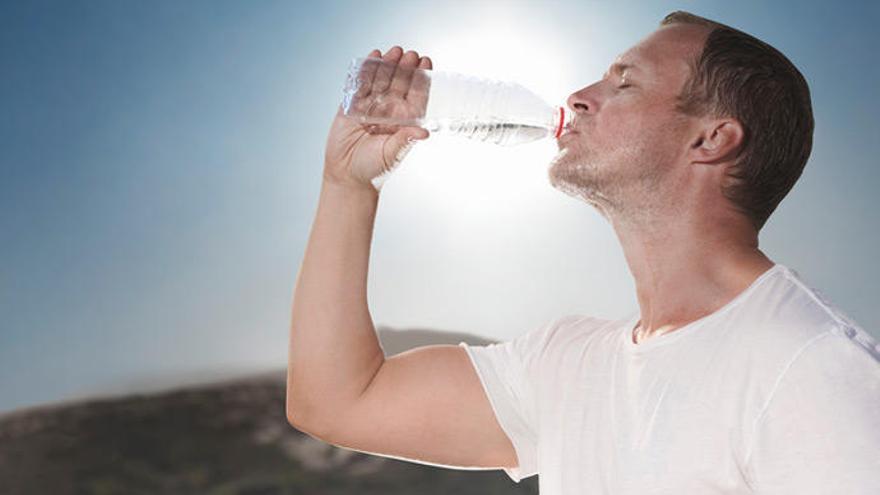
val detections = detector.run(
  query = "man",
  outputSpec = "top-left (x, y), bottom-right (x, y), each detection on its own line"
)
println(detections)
top-left (286, 10), bottom-right (879, 494)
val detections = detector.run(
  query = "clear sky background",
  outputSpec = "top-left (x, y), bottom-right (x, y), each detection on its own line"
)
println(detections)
top-left (2, 0), bottom-right (878, 413)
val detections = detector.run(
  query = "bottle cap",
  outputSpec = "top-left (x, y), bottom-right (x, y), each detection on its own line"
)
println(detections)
top-left (554, 106), bottom-right (571, 139)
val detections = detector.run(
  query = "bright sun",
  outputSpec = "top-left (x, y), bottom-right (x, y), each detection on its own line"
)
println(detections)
top-left (378, 9), bottom-right (581, 238)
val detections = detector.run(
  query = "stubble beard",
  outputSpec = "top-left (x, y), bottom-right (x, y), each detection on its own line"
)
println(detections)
top-left (548, 146), bottom-right (620, 217)
top-left (548, 141), bottom-right (667, 223)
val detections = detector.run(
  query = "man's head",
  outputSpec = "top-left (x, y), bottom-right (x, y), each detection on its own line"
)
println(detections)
top-left (549, 11), bottom-right (814, 231)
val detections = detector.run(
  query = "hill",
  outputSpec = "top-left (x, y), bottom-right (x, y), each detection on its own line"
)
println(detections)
top-left (0, 326), bottom-right (538, 495)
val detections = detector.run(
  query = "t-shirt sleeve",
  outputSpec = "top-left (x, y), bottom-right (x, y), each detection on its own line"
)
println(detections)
top-left (744, 327), bottom-right (880, 494)
top-left (458, 315), bottom-right (579, 483)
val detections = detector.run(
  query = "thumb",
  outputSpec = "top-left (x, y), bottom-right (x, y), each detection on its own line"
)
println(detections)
top-left (393, 125), bottom-right (429, 146)
top-left (380, 126), bottom-right (430, 173)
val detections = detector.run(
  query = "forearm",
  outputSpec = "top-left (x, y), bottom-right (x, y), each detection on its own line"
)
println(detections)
top-left (286, 179), bottom-right (385, 425)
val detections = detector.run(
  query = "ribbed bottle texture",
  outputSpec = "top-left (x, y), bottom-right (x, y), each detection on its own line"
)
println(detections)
top-left (341, 57), bottom-right (569, 146)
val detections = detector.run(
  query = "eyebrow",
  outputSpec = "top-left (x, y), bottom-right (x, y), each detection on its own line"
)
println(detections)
top-left (609, 63), bottom-right (640, 76)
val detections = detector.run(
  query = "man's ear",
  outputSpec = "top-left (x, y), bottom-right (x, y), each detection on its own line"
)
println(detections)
top-left (688, 118), bottom-right (744, 165)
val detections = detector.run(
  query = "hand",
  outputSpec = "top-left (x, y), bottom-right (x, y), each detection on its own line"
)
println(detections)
top-left (323, 46), bottom-right (433, 192)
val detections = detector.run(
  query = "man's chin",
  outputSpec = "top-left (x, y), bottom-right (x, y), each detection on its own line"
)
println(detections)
top-left (547, 154), bottom-right (612, 211)
top-left (547, 148), bottom-right (590, 186)
top-left (548, 148), bottom-right (583, 182)
top-left (548, 147), bottom-right (570, 169)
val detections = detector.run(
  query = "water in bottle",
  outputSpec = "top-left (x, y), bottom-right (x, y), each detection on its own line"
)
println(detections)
top-left (341, 57), bottom-right (571, 146)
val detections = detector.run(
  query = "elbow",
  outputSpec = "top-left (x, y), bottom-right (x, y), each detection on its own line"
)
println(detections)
top-left (285, 385), bottom-right (313, 430)
top-left (286, 391), bottom-right (331, 439)
top-left (285, 399), bottom-right (307, 429)
top-left (286, 367), bottom-right (312, 429)
top-left (286, 402), bottom-right (335, 441)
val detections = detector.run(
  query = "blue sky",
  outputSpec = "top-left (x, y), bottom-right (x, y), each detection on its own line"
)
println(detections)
top-left (1, 0), bottom-right (878, 413)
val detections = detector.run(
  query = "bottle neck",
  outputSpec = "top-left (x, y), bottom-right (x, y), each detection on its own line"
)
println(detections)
top-left (554, 106), bottom-right (567, 139)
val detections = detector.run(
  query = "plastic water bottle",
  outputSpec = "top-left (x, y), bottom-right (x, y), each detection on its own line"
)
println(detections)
top-left (341, 57), bottom-right (571, 146)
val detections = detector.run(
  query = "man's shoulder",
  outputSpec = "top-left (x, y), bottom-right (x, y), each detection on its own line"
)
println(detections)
top-left (503, 313), bottom-right (623, 355)
top-left (551, 313), bottom-right (627, 339)
top-left (763, 265), bottom-right (857, 326)
top-left (732, 264), bottom-right (876, 370)
top-left (530, 313), bottom-right (629, 356)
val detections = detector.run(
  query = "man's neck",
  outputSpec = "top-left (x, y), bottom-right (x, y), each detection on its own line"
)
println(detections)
top-left (611, 208), bottom-right (774, 344)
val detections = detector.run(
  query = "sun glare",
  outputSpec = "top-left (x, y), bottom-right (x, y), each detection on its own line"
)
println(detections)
top-left (379, 9), bottom-right (580, 239)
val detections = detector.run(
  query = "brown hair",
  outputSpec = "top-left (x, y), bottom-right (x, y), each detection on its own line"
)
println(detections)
top-left (661, 11), bottom-right (814, 230)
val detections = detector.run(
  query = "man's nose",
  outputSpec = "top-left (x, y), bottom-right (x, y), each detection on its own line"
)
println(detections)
top-left (566, 85), bottom-right (598, 115)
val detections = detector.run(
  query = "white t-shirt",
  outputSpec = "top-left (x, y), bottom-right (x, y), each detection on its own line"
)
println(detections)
top-left (459, 264), bottom-right (880, 494)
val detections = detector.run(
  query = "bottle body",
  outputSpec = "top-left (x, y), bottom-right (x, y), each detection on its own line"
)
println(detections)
top-left (341, 57), bottom-right (569, 146)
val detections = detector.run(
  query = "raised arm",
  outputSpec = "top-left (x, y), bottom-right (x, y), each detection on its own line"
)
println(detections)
top-left (285, 46), bottom-right (519, 471)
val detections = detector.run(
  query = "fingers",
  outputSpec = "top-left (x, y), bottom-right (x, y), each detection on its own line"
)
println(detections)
top-left (372, 46), bottom-right (429, 98)
top-left (388, 50), bottom-right (420, 99)
top-left (355, 45), bottom-right (431, 124)
top-left (406, 55), bottom-right (433, 111)
top-left (354, 49), bottom-right (383, 99)
top-left (372, 46), bottom-right (403, 96)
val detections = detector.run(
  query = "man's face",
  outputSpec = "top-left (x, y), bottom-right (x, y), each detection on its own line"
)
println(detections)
top-left (549, 24), bottom-right (709, 215)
